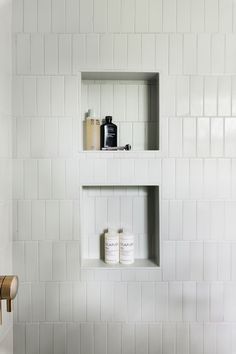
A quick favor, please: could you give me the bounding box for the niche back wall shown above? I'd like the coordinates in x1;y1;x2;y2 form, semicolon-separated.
13;0;236;353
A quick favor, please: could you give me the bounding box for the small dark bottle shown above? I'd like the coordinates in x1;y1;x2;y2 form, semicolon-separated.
100;116;117;149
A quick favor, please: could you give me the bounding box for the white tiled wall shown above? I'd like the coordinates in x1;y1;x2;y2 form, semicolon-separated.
0;0;13;351
12;0;236;353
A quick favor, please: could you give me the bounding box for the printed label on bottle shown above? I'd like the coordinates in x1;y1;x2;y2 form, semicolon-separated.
105;238;119;264
120;238;134;264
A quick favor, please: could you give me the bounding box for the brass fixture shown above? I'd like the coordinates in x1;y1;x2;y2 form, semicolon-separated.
0;276;19;324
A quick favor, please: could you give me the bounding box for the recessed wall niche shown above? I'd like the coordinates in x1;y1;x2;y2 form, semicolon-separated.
80;185;160;268
80;71;159;151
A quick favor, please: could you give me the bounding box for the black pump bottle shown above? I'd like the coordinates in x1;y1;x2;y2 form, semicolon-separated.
100;116;117;149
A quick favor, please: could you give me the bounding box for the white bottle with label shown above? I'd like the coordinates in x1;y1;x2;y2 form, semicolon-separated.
104;229;119;264
119;231;134;265
84;109;100;150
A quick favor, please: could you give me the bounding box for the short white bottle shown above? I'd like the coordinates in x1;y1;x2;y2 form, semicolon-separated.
119;231;134;265
104;229;119;265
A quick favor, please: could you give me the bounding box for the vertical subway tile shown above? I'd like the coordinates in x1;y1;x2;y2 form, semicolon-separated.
163;0;176;32
87;282;101;321
176;323;189;354
38;0;51;32
94;0;107;32
177;0;190;32
108;0;121;32
212;34;225;74
86;34;100;67
169;35;183;75
205;0;219;32
219;0;232;32
100;34;113;68
128;34;142;69
176;77;189;116
182;282;196;321
31;34;44;74
197;34;211;74
26;323;39;354
107;324;122;354
218;76;231;116
66;323;80;354
176;242;190;280
24;160;38;199
128;283;141;321
226;34;236;73
190;323;203;354
73;282;86;321
60;283;72;321
190;77;204;116
114;282;127;321
183;34;197;74
40;324;53;354
52;242;66;281
45;34;59;74
16;34;30;74
38;160;51;199
94;323;107;354
204;242;218;280
31;283;45;321
197;282;210;321
24;0;37;32
32;200;45;240
190;242;204;280
168;282;182;321
183;118;196;157
211;201;225;240
225;118;236;157
162;241;176;280
39;242;52;281
25;242;38;281
211;118;224;157
197;118;210;157
114;34;127;69
23;77;37;116
80;0;93;33
37;77;51;116
142;34;155;70
169;118;182;157
135;0;148;32
135;324;148;354
149;0;162;32
141;283;155;321
59;35;72;74
54;324;66;354
65;0;79;32
81;324;94;354
162;324;176;354
156;35;168;74
210;283;224;321
72;34;86;72
162;158;175;199
121;0;135;32
190;0;204;32
52;0;66;32
12;0;23;33
122;324;135;354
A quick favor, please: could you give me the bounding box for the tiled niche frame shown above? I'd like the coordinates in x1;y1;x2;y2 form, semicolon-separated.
78;71;160;153
80;185;160;269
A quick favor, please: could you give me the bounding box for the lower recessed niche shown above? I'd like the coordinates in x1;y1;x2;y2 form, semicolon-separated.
80;185;160;268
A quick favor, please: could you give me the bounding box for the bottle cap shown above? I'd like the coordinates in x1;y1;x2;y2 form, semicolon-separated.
88;109;95;118
105;116;112;123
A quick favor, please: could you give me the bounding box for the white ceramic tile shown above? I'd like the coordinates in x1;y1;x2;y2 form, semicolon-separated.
31;119;44;158
39;242;52;281
182;281;196;321
65;0;79;32
13;242;25;281
114;282;127;321
53;324;66;354
87;282;101;321
122;324;135;354
190;242;203;280
26;323;39;354
31;283;45;320
232;159;236;198
25;241;38;281
217;159;231;199
169;200;182;240
45;282;60;321
211;118;224;157
121;0;135;32
141;283;155;321
168;282;182;321
219;0;232;32
127;282;141;321
23;77;37;116
32;200;45;240
162;324;176;354
212;34;225;74
156;35;168;74
73;35;86;72
197;34;211;74
14;324;26;354
163;0;176;32
16;118;30;158
135;324;148;354
176;242;190;280
80;0;93;33
107;323;122;354
183;34;197;74
38;0;51;32
149;0;162;32
225;118;236;157
12;0;23;32
161;76;176;116
169;118;182;157
94;323;107;354
59;283;72;321
86;34;100;67
210;282;224;321
197;282;209;321
66;323;80;354
52;160;66;199
218;77;231;116
205;0;219;32
204;242;218;280
190;77;204;116
73;282;86;321
52;0;65;32
38;160;51;199
39;324;53;354
162;241;176;280
169;35;183;75
45;34;59;74
18;283;31;321
52;242;66;280
24;160;38;199
210;201;225;240
203;159;217;199
176;77;189;116
128;34;141;69
59;35;72;74
135;0;148;32
226;34;236;73
142;34;155;70
31;34;44;74
176;323;189;354
225;202;236;240
94;0;107;32
191;0;204;31
197;118;210;157
37;77;51;116
224;283;236;321
108;0;121;32
24;0;37;32
183;118;196;157
100;34;113;68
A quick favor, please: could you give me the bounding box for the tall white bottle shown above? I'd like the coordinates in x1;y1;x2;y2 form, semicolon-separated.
104;229;119;264
119;231;134;265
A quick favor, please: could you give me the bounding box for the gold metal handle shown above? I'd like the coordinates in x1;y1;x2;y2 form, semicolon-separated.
0;275;19;324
